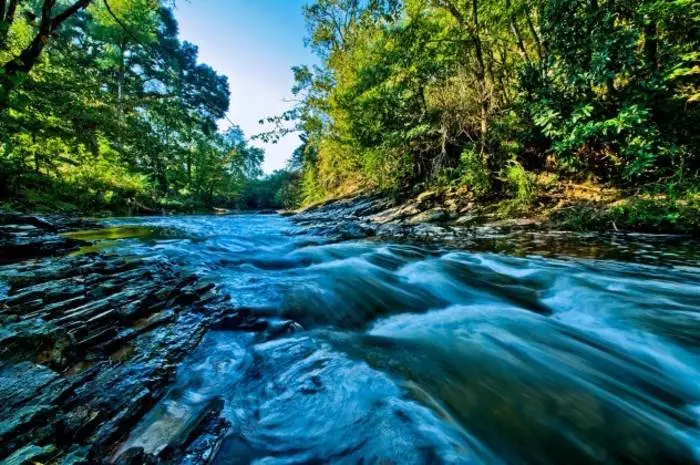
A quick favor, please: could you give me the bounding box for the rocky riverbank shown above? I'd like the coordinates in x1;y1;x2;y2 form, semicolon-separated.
293;186;700;241
0;214;282;464
292;190;549;245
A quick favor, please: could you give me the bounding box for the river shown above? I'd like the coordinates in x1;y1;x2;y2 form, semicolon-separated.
68;214;700;464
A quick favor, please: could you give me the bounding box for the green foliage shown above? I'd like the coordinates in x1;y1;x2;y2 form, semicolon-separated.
524;0;700;181
4;0;699;216
504;161;536;203
237;170;302;210
555;192;700;235
530;102;674;177
497;160;536;216
458;149;490;198
0;1;262;213
273;0;699;208
301;162;326;205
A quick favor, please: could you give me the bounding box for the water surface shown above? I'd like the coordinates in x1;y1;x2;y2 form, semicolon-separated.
86;214;700;464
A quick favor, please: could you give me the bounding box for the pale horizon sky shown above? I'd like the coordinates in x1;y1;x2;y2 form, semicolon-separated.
174;0;316;174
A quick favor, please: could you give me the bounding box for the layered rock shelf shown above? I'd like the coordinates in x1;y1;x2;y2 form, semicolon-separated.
292;192;535;243
0;214;237;464
0;214;98;264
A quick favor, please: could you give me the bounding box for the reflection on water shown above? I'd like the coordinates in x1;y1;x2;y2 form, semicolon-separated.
62;225;189;256
86;215;700;464
62;225;186;242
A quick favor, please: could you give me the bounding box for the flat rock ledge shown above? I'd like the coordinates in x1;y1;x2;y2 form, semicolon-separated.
292;192;541;244
0;215;254;464
0;213;100;264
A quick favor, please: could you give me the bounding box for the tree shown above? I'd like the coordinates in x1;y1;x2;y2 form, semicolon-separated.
275;0;699;205
0;0;264;213
1;0;94;110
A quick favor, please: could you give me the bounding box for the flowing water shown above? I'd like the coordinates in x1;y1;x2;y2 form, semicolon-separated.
71;214;700;464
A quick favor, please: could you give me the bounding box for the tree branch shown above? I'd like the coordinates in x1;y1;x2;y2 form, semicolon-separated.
0;0;22;50
4;0;20;23
1;0;93;111
52;0;92;29
101;0;144;46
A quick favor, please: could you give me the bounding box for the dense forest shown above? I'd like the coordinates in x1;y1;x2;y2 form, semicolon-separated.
263;0;700;230
1;0;699;227
0;0;272;213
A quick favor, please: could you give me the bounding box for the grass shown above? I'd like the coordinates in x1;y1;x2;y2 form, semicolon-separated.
432;173;700;235
552;195;700;234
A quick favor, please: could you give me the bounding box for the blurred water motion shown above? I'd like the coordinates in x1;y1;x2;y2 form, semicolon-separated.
97;215;700;464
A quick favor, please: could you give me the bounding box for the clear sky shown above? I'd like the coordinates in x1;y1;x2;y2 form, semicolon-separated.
174;0;316;174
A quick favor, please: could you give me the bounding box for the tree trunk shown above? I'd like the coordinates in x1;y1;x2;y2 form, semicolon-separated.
187;150;192;183
525;7;543;62
437;0;491;147
0;0;21;49
115;39;126;150
585;0;599;93
470;0;489;146
504;0;529;62
32;133;40;173
644;21;658;70
497;46;512;104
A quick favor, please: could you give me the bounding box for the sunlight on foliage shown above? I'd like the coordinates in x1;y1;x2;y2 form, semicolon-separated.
1;0;266;212
264;0;700;206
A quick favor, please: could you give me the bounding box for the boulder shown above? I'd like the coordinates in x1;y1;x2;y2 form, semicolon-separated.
405;208;451;225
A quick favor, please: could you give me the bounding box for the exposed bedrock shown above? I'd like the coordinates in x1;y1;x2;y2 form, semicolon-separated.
0;215;250;464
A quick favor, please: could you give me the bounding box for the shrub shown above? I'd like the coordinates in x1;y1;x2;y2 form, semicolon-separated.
504;161;536;206
458;149;490;198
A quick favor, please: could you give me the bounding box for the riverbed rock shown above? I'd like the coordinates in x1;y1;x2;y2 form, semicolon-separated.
292;191;521;244
405;208;451;225
153;398;230;464
370;204;420;224
0;213;100;264
296;194;396;224
1;444;57;465
0;227;241;464
482;218;542;229
415;190;439;208
454;214;478;226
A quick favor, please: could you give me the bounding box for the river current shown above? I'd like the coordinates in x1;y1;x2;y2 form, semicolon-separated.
72;214;700;464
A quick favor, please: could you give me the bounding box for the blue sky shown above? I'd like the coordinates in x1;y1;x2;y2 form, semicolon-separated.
174;0;316;173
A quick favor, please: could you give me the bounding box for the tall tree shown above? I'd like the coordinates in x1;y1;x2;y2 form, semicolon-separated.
1;0;94;110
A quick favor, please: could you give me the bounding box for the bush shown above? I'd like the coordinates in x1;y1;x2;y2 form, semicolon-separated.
301;163;326;205
504;161;536;205
458;149;490;198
